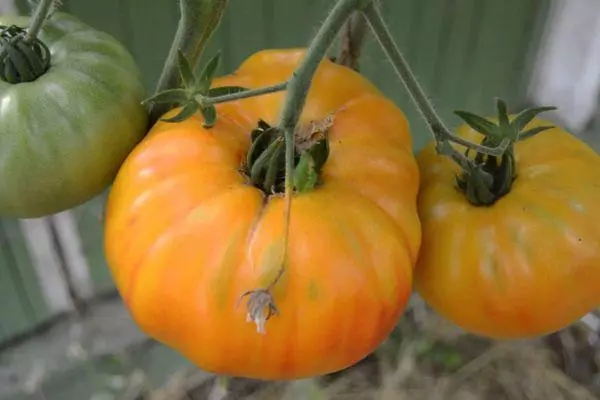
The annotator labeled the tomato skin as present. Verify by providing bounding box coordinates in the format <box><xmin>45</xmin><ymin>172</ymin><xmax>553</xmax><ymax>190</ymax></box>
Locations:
<box><xmin>104</xmin><ymin>49</ymin><xmax>420</xmax><ymax>379</ymax></box>
<box><xmin>415</xmin><ymin>118</ymin><xmax>600</xmax><ymax>339</ymax></box>
<box><xmin>0</xmin><ymin>13</ymin><xmax>147</xmax><ymax>218</ymax></box>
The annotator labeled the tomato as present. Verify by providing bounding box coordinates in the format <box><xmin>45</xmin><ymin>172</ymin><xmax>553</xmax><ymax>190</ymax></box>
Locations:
<box><xmin>103</xmin><ymin>49</ymin><xmax>421</xmax><ymax>379</ymax></box>
<box><xmin>0</xmin><ymin>12</ymin><xmax>147</xmax><ymax>218</ymax></box>
<box><xmin>415</xmin><ymin>117</ymin><xmax>600</xmax><ymax>339</ymax></box>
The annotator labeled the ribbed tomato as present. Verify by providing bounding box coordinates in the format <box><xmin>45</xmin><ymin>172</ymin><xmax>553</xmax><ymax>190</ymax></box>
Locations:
<box><xmin>0</xmin><ymin>12</ymin><xmax>147</xmax><ymax>217</ymax></box>
<box><xmin>415</xmin><ymin>116</ymin><xmax>600</xmax><ymax>339</ymax></box>
<box><xmin>103</xmin><ymin>49</ymin><xmax>421</xmax><ymax>379</ymax></box>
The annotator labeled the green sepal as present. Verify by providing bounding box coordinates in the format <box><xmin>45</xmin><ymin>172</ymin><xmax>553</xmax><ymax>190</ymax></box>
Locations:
<box><xmin>250</xmin><ymin>137</ymin><xmax>283</xmax><ymax>184</ymax></box>
<box><xmin>454</xmin><ymin>111</ymin><xmax>500</xmax><ymax>138</ymax></box>
<box><xmin>492</xmin><ymin>151</ymin><xmax>515</xmax><ymax>197</ymax></box>
<box><xmin>263</xmin><ymin>140</ymin><xmax>285</xmax><ymax>192</ymax></box>
<box><xmin>250</xmin><ymin>122</ymin><xmax>266</xmax><ymax>142</ymax></box>
<box><xmin>456</xmin><ymin>101</ymin><xmax>558</xmax><ymax>145</ymax></box>
<box><xmin>142</xmin><ymin>88</ymin><xmax>188</xmax><ymax>106</ymax></box>
<box><xmin>15</xmin><ymin>40</ymin><xmax>45</xmax><ymax>77</ymax></box>
<box><xmin>306</xmin><ymin>137</ymin><xmax>329</xmax><ymax>172</ymax></box>
<box><xmin>1</xmin><ymin>60</ymin><xmax>17</xmax><ymax>83</ymax></box>
<box><xmin>177</xmin><ymin>50</ymin><xmax>196</xmax><ymax>89</ymax></box>
<box><xmin>455</xmin><ymin>174</ymin><xmax>466</xmax><ymax>192</ymax></box>
<box><xmin>200</xmin><ymin>105</ymin><xmax>217</xmax><ymax>128</ymax></box>
<box><xmin>142</xmin><ymin>51</ymin><xmax>227</xmax><ymax>128</ymax></box>
<box><xmin>0</xmin><ymin>24</ymin><xmax>51</xmax><ymax>84</ymax></box>
<box><xmin>197</xmin><ymin>51</ymin><xmax>221</xmax><ymax>93</ymax></box>
<box><xmin>468</xmin><ymin>167</ymin><xmax>495</xmax><ymax>206</ymax></box>
<box><xmin>496</xmin><ymin>98</ymin><xmax>511</xmax><ymax>138</ymax></box>
<box><xmin>248</xmin><ymin>131</ymin><xmax>273</xmax><ymax>167</ymax></box>
<box><xmin>293</xmin><ymin>152</ymin><xmax>319</xmax><ymax>193</ymax></box>
<box><xmin>4</xmin><ymin>41</ymin><xmax>35</xmax><ymax>82</ymax></box>
<box><xmin>247</xmin><ymin>121</ymin><xmax>281</xmax><ymax>166</ymax></box>
<box><xmin>161</xmin><ymin>102</ymin><xmax>198</xmax><ymax>123</ymax></box>
<box><xmin>511</xmin><ymin>106</ymin><xmax>557</xmax><ymax>133</ymax></box>
<box><xmin>518</xmin><ymin>125</ymin><xmax>554</xmax><ymax>141</ymax></box>
<box><xmin>257</xmin><ymin>119</ymin><xmax>272</xmax><ymax>131</ymax></box>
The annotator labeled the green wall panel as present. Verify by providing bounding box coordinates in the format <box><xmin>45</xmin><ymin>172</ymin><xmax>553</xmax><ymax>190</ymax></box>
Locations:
<box><xmin>0</xmin><ymin>220</ymin><xmax>50</xmax><ymax>342</ymax></box>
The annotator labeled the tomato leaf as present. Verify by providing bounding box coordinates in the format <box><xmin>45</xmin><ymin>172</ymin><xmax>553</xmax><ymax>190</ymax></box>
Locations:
<box><xmin>200</xmin><ymin>105</ymin><xmax>217</xmax><ymax>128</ymax></box>
<box><xmin>161</xmin><ymin>102</ymin><xmax>198</xmax><ymax>123</ymax></box>
<box><xmin>197</xmin><ymin>52</ymin><xmax>222</xmax><ymax>93</ymax></box>
<box><xmin>208</xmin><ymin>86</ymin><xmax>248</xmax><ymax>98</ymax></box>
<box><xmin>177</xmin><ymin>50</ymin><xmax>196</xmax><ymax>89</ymax></box>
<box><xmin>454</xmin><ymin>111</ymin><xmax>500</xmax><ymax>138</ymax></box>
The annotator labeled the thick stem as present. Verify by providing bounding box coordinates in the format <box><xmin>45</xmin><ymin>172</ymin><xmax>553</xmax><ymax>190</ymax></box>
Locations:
<box><xmin>362</xmin><ymin>4</ymin><xmax>448</xmax><ymax>138</ymax></box>
<box><xmin>278</xmin><ymin>0</ymin><xmax>364</xmax><ymax>193</ymax></box>
<box><xmin>278</xmin><ymin>0</ymin><xmax>364</xmax><ymax>134</ymax></box>
<box><xmin>361</xmin><ymin>3</ymin><xmax>509</xmax><ymax>163</ymax></box>
<box><xmin>276</xmin><ymin>0</ymin><xmax>364</xmax><ymax>287</ymax></box>
<box><xmin>26</xmin><ymin>0</ymin><xmax>54</xmax><ymax>40</ymax></box>
<box><xmin>150</xmin><ymin>0</ymin><xmax>229</xmax><ymax>123</ymax></box>
<box><xmin>239</xmin><ymin>1</ymin><xmax>366</xmax><ymax>333</ymax></box>
<box><xmin>336</xmin><ymin>11</ymin><xmax>368</xmax><ymax>70</ymax></box>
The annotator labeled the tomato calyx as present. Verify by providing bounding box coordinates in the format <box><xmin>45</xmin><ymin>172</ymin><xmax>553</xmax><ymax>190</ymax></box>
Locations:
<box><xmin>144</xmin><ymin>51</ymin><xmax>247</xmax><ymax>129</ymax></box>
<box><xmin>454</xmin><ymin>99</ymin><xmax>556</xmax><ymax>206</ymax></box>
<box><xmin>0</xmin><ymin>24</ymin><xmax>51</xmax><ymax>84</ymax></box>
<box><xmin>236</xmin><ymin>288</ymin><xmax>279</xmax><ymax>334</ymax></box>
<box><xmin>244</xmin><ymin>118</ymin><xmax>331</xmax><ymax>195</ymax></box>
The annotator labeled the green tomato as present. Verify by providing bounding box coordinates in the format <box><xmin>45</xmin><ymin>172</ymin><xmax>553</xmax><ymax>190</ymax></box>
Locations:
<box><xmin>0</xmin><ymin>12</ymin><xmax>148</xmax><ymax>218</ymax></box>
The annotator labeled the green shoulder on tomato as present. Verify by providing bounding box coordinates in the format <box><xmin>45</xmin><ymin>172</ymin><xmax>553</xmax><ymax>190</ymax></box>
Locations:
<box><xmin>0</xmin><ymin>12</ymin><xmax>148</xmax><ymax>218</ymax></box>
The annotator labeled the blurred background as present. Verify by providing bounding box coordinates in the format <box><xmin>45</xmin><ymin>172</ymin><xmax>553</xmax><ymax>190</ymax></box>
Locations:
<box><xmin>1</xmin><ymin>0</ymin><xmax>599</xmax><ymax>399</ymax></box>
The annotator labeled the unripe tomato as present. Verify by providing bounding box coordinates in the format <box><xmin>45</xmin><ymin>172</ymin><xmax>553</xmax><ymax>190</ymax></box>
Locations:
<box><xmin>0</xmin><ymin>13</ymin><xmax>147</xmax><ymax>217</ymax></box>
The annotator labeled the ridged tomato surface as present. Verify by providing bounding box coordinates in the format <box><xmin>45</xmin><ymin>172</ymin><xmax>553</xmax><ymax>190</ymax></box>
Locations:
<box><xmin>416</xmin><ymin>118</ymin><xmax>600</xmax><ymax>339</ymax></box>
<box><xmin>104</xmin><ymin>49</ymin><xmax>420</xmax><ymax>379</ymax></box>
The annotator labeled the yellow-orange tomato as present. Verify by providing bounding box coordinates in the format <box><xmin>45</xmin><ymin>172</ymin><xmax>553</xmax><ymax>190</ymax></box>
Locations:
<box><xmin>415</xmin><ymin>118</ymin><xmax>600</xmax><ymax>339</ymax></box>
<box><xmin>104</xmin><ymin>49</ymin><xmax>421</xmax><ymax>379</ymax></box>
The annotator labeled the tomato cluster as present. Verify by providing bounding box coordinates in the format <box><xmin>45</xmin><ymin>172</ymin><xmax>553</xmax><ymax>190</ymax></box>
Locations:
<box><xmin>4</xmin><ymin>6</ymin><xmax>599</xmax><ymax>382</ymax></box>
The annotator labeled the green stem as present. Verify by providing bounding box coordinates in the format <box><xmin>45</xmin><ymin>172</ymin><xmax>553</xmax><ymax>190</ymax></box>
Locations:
<box><xmin>278</xmin><ymin>0</ymin><xmax>364</xmax><ymax>192</ymax></box>
<box><xmin>150</xmin><ymin>0</ymin><xmax>229</xmax><ymax>123</ymax></box>
<box><xmin>205</xmin><ymin>82</ymin><xmax>288</xmax><ymax>105</ymax></box>
<box><xmin>271</xmin><ymin>0</ymin><xmax>365</xmax><ymax>288</ymax></box>
<box><xmin>361</xmin><ymin>2</ymin><xmax>509</xmax><ymax>163</ymax></box>
<box><xmin>26</xmin><ymin>0</ymin><xmax>54</xmax><ymax>40</ymax></box>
